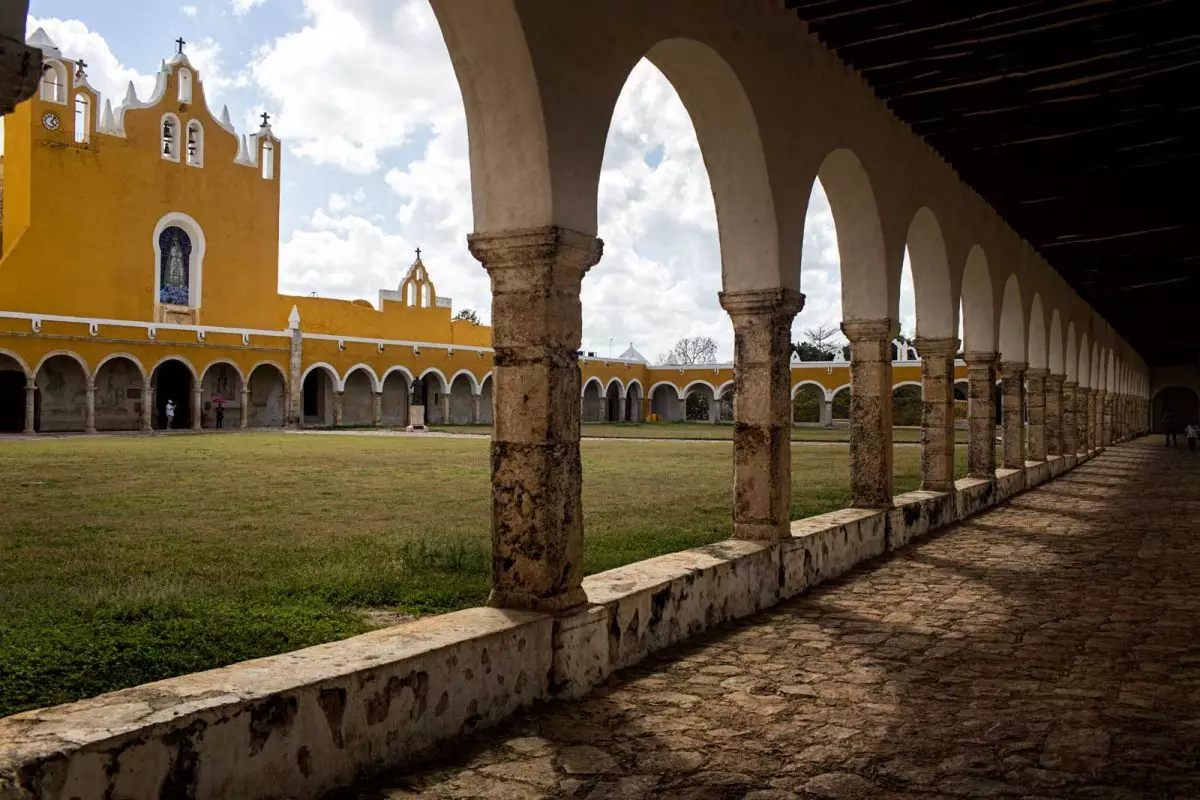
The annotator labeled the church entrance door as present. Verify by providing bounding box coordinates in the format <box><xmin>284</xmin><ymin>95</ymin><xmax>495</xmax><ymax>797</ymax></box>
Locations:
<box><xmin>0</xmin><ymin>371</ymin><xmax>26</xmax><ymax>432</ymax></box>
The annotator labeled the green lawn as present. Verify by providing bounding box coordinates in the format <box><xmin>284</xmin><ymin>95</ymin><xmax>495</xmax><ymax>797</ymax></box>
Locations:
<box><xmin>0</xmin><ymin>433</ymin><xmax>965</xmax><ymax>716</ymax></box>
<box><xmin>432</xmin><ymin>422</ymin><xmax>971</xmax><ymax>443</ymax></box>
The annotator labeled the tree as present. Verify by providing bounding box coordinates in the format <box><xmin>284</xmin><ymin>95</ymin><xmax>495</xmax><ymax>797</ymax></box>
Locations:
<box><xmin>657</xmin><ymin>336</ymin><xmax>718</xmax><ymax>366</ymax></box>
<box><xmin>791</xmin><ymin>322</ymin><xmax>842</xmax><ymax>362</ymax></box>
<box><xmin>454</xmin><ymin>309</ymin><xmax>480</xmax><ymax>324</ymax></box>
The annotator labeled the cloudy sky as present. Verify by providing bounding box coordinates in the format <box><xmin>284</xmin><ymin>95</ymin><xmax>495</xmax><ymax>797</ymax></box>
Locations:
<box><xmin>4</xmin><ymin>0</ymin><xmax>918</xmax><ymax>362</ymax></box>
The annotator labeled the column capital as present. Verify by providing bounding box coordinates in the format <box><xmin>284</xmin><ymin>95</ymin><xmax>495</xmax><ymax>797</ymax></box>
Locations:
<box><xmin>963</xmin><ymin>350</ymin><xmax>998</xmax><ymax>366</ymax></box>
<box><xmin>1026</xmin><ymin>367</ymin><xmax>1051</xmax><ymax>380</ymax></box>
<box><xmin>468</xmin><ymin>225</ymin><xmax>603</xmax><ymax>277</ymax></box>
<box><xmin>718</xmin><ymin>287</ymin><xmax>805</xmax><ymax>318</ymax></box>
<box><xmin>1046</xmin><ymin>373</ymin><xmax>1066</xmax><ymax>388</ymax></box>
<box><xmin>912</xmin><ymin>337</ymin><xmax>959</xmax><ymax>358</ymax></box>
<box><xmin>999</xmin><ymin>361</ymin><xmax>1028</xmax><ymax>377</ymax></box>
<box><xmin>1063</xmin><ymin>380</ymin><xmax>1079</xmax><ymax>390</ymax></box>
<box><xmin>841</xmin><ymin>318</ymin><xmax>896</xmax><ymax>342</ymax></box>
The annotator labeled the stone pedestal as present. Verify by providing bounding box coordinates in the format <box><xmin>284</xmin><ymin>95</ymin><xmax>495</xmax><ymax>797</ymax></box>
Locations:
<box><xmin>469</xmin><ymin>226</ymin><xmax>602</xmax><ymax>612</ymax></box>
<box><xmin>85</xmin><ymin>383</ymin><xmax>97</xmax><ymax>434</ymax></box>
<box><xmin>373</xmin><ymin>392</ymin><xmax>383</xmax><ymax>427</ymax></box>
<box><xmin>191</xmin><ymin>388</ymin><xmax>202</xmax><ymax>431</ymax></box>
<box><xmin>1046</xmin><ymin>374</ymin><xmax>1064</xmax><ymax>456</ymax></box>
<box><xmin>407</xmin><ymin>404</ymin><xmax>427</xmax><ymax>432</ymax></box>
<box><xmin>333</xmin><ymin>391</ymin><xmax>344</xmax><ymax>427</ymax></box>
<box><xmin>819</xmin><ymin>397</ymin><xmax>833</xmax><ymax>428</ymax></box>
<box><xmin>965</xmin><ymin>352</ymin><xmax>998</xmax><ymax>479</ymax></box>
<box><xmin>240</xmin><ymin>388</ymin><xmax>251</xmax><ymax>429</ymax></box>
<box><xmin>24</xmin><ymin>384</ymin><xmax>35</xmax><ymax>435</ymax></box>
<box><xmin>719</xmin><ymin>288</ymin><xmax>805</xmax><ymax>539</ymax></box>
<box><xmin>914</xmin><ymin>337</ymin><xmax>958</xmax><ymax>492</ymax></box>
<box><xmin>1000</xmin><ymin>362</ymin><xmax>1027</xmax><ymax>468</ymax></box>
<box><xmin>842</xmin><ymin>319</ymin><xmax>895</xmax><ymax>507</ymax></box>
<box><xmin>1026</xmin><ymin>368</ymin><xmax>1049</xmax><ymax>461</ymax></box>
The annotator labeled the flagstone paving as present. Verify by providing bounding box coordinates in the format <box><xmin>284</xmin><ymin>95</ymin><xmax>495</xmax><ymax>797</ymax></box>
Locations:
<box><xmin>342</xmin><ymin>440</ymin><xmax>1200</xmax><ymax>799</ymax></box>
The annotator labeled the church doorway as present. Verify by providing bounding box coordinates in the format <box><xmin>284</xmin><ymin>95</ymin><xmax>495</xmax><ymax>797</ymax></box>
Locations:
<box><xmin>0</xmin><ymin>369</ymin><xmax>28</xmax><ymax>432</ymax></box>
<box><xmin>152</xmin><ymin>359</ymin><xmax>194</xmax><ymax>429</ymax></box>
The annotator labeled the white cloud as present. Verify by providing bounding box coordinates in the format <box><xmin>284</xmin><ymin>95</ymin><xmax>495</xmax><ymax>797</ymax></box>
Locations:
<box><xmin>186</xmin><ymin>37</ymin><xmax>249</xmax><ymax>105</ymax></box>
<box><xmin>181</xmin><ymin>5</ymin><xmax>198</xmax><ymax>18</ymax></box>
<box><xmin>232</xmin><ymin>0</ymin><xmax>266</xmax><ymax>16</ymax></box>
<box><xmin>26</xmin><ymin>16</ymin><xmax>157</xmax><ymax>110</ymax></box>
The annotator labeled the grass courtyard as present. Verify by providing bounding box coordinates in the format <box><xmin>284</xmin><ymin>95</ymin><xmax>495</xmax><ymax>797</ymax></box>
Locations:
<box><xmin>0</xmin><ymin>432</ymin><xmax>966</xmax><ymax>717</ymax></box>
<box><xmin>432</xmin><ymin>421</ymin><xmax>971</xmax><ymax>443</ymax></box>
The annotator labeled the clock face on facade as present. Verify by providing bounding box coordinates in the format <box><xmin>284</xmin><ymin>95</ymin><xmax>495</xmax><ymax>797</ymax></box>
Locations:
<box><xmin>41</xmin><ymin>112</ymin><xmax>61</xmax><ymax>132</ymax></box>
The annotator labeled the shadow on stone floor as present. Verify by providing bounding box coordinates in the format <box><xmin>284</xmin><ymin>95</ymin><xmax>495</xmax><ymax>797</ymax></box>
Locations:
<box><xmin>336</xmin><ymin>442</ymin><xmax>1200</xmax><ymax>800</ymax></box>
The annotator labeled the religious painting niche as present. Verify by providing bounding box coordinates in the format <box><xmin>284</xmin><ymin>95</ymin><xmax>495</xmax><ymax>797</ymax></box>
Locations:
<box><xmin>159</xmin><ymin>226</ymin><xmax>192</xmax><ymax>306</ymax></box>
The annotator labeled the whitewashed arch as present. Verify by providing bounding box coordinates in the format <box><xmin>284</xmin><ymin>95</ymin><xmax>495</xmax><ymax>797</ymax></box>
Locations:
<box><xmin>449</xmin><ymin>368</ymin><xmax>481</xmax><ymax>395</ymax></box>
<box><xmin>1078</xmin><ymin>333</ymin><xmax>1091</xmax><ymax>388</ymax></box>
<box><xmin>186</xmin><ymin>120</ymin><xmax>204</xmax><ymax>167</ymax></box>
<box><xmin>35</xmin><ymin>350</ymin><xmax>91</xmax><ymax>380</ymax></box>
<box><xmin>998</xmin><ymin>274</ymin><xmax>1025</xmax><ymax>363</ymax></box>
<box><xmin>419</xmin><ymin>367</ymin><xmax>449</xmax><ymax>392</ymax></box>
<box><xmin>682</xmin><ymin>380</ymin><xmax>718</xmax><ymax>397</ymax></box>
<box><xmin>1066</xmin><ymin>323</ymin><xmax>1079</xmax><ymax>383</ymax></box>
<box><xmin>302</xmin><ymin>362</ymin><xmax>342</xmax><ymax>391</ymax></box>
<box><xmin>0</xmin><ymin>348</ymin><xmax>34</xmax><ymax>380</ymax></box>
<box><xmin>1048</xmin><ymin>309</ymin><xmax>1064</xmax><ymax>375</ymax></box>
<box><xmin>343</xmin><ymin>364</ymin><xmax>382</xmax><ymax>393</ymax></box>
<box><xmin>891</xmin><ymin>380</ymin><xmax>923</xmax><ymax>392</ymax></box>
<box><xmin>829</xmin><ymin>383</ymin><xmax>852</xmax><ymax>399</ymax></box>
<box><xmin>716</xmin><ymin>380</ymin><xmax>736</xmax><ymax>398</ymax></box>
<box><xmin>479</xmin><ymin>371</ymin><xmax>494</xmax><ymax>387</ymax></box>
<box><xmin>1106</xmin><ymin>351</ymin><xmax>1116</xmax><ymax>392</ymax></box>
<box><xmin>604</xmin><ymin>377</ymin><xmax>626</xmax><ymax>395</ymax></box>
<box><xmin>161</xmin><ymin>112</ymin><xmax>182</xmax><ymax>162</ymax></box>
<box><xmin>1027</xmin><ymin>294</ymin><xmax>1047</xmax><ymax>370</ymax></box>
<box><xmin>41</xmin><ymin>58</ymin><xmax>68</xmax><ymax>104</ymax></box>
<box><xmin>201</xmin><ymin>359</ymin><xmax>246</xmax><ymax>384</ymax></box>
<box><xmin>648</xmin><ymin>381</ymin><xmax>684</xmax><ymax>402</ymax></box>
<box><xmin>960</xmin><ymin>246</ymin><xmax>995</xmax><ymax>353</ymax></box>
<box><xmin>381</xmin><ymin>366</ymin><xmax>415</xmax><ymax>387</ymax></box>
<box><xmin>625</xmin><ymin>378</ymin><xmax>643</xmax><ymax>396</ymax></box>
<box><xmin>95</xmin><ymin>353</ymin><xmax>148</xmax><ymax>382</ymax></box>
<box><xmin>791</xmin><ymin>380</ymin><xmax>828</xmax><ymax>401</ymax></box>
<box><xmin>818</xmin><ymin>148</ymin><xmax>890</xmax><ymax>321</ymax></box>
<box><xmin>247</xmin><ymin>360</ymin><xmax>288</xmax><ymax>381</ymax></box>
<box><xmin>153</xmin><ymin>212</ymin><xmax>206</xmax><ymax>311</ymax></box>
<box><xmin>906</xmin><ymin>207</ymin><xmax>957</xmax><ymax>339</ymax></box>
<box><xmin>581</xmin><ymin>376</ymin><xmax>604</xmax><ymax>398</ymax></box>
<box><xmin>1091</xmin><ymin>342</ymin><xmax>1101</xmax><ymax>390</ymax></box>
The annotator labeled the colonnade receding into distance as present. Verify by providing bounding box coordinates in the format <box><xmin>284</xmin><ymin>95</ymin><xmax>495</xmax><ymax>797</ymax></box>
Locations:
<box><xmin>431</xmin><ymin>0</ymin><xmax>1151</xmax><ymax>614</ymax></box>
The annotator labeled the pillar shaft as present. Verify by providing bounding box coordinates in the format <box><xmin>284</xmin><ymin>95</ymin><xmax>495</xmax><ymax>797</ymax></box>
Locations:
<box><xmin>1045</xmin><ymin>375</ymin><xmax>1064</xmax><ymax>456</ymax></box>
<box><xmin>819</xmin><ymin>396</ymin><xmax>833</xmax><ymax>428</ymax></box>
<box><xmin>142</xmin><ymin>387</ymin><xmax>154</xmax><ymax>432</ymax></box>
<box><xmin>288</xmin><ymin>328</ymin><xmax>303</xmax><ymax>429</ymax></box>
<box><xmin>1000</xmin><ymin>362</ymin><xmax>1027</xmax><ymax>468</ymax></box>
<box><xmin>191</xmin><ymin>388</ymin><xmax>202</xmax><ymax>431</ymax></box>
<box><xmin>23</xmin><ymin>384</ymin><xmax>35</xmax><ymax>434</ymax></box>
<box><xmin>471</xmin><ymin>393</ymin><xmax>482</xmax><ymax>425</ymax></box>
<box><xmin>1026</xmin><ymin>368</ymin><xmax>1049</xmax><ymax>461</ymax></box>
<box><xmin>1077</xmin><ymin>388</ymin><xmax>1091</xmax><ymax>453</ymax></box>
<box><xmin>965</xmin><ymin>352</ymin><xmax>998</xmax><ymax>478</ymax></box>
<box><xmin>373</xmin><ymin>392</ymin><xmax>383</xmax><ymax>427</ymax></box>
<box><xmin>85</xmin><ymin>383</ymin><xmax>97</xmax><ymax>434</ymax></box>
<box><xmin>843</xmin><ymin>319</ymin><xmax>895</xmax><ymax>507</ymax></box>
<box><xmin>1087</xmin><ymin>389</ymin><xmax>1098</xmax><ymax>451</ymax></box>
<box><xmin>240</xmin><ymin>388</ymin><xmax>251</xmax><ymax>429</ymax></box>
<box><xmin>441</xmin><ymin>393</ymin><xmax>451</xmax><ymax>426</ymax></box>
<box><xmin>333</xmin><ymin>391</ymin><xmax>344</xmax><ymax>427</ymax></box>
<box><xmin>914</xmin><ymin>337</ymin><xmax>958</xmax><ymax>492</ymax></box>
<box><xmin>468</xmin><ymin>226</ymin><xmax>602</xmax><ymax>612</ymax></box>
<box><xmin>720</xmin><ymin>288</ymin><xmax>805</xmax><ymax>539</ymax></box>
<box><xmin>1100</xmin><ymin>390</ymin><xmax>1111</xmax><ymax>447</ymax></box>
<box><xmin>1062</xmin><ymin>382</ymin><xmax>1078</xmax><ymax>455</ymax></box>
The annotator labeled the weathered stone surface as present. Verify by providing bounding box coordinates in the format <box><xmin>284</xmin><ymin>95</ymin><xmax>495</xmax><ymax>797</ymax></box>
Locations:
<box><xmin>1000</xmin><ymin>361</ymin><xmax>1027</xmax><ymax>469</ymax></box>
<box><xmin>1026</xmin><ymin>368</ymin><xmax>1049</xmax><ymax>461</ymax></box>
<box><xmin>1046</xmin><ymin>374</ymin><xmax>1065</xmax><ymax>455</ymax></box>
<box><xmin>1062</xmin><ymin>381</ymin><xmax>1078</xmax><ymax>455</ymax></box>
<box><xmin>842</xmin><ymin>319</ymin><xmax>895</xmax><ymax>507</ymax></box>
<box><xmin>915</xmin><ymin>337</ymin><xmax>958</xmax><ymax>492</ymax></box>
<box><xmin>965</xmin><ymin>352</ymin><xmax>998</xmax><ymax>479</ymax></box>
<box><xmin>720</xmin><ymin>289</ymin><xmax>805</xmax><ymax>541</ymax></box>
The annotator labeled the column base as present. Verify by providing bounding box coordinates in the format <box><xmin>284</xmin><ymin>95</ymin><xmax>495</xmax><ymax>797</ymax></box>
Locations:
<box><xmin>486</xmin><ymin>586</ymin><xmax>589</xmax><ymax>614</ymax></box>
<box><xmin>732</xmin><ymin>520</ymin><xmax>790</xmax><ymax>541</ymax></box>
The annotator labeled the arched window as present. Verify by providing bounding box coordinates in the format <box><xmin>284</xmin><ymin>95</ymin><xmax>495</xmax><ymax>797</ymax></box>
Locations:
<box><xmin>186</xmin><ymin>121</ymin><xmax>204</xmax><ymax>166</ymax></box>
<box><xmin>161</xmin><ymin>114</ymin><xmax>180</xmax><ymax>162</ymax></box>
<box><xmin>73</xmin><ymin>93</ymin><xmax>90</xmax><ymax>144</ymax></box>
<box><xmin>261</xmin><ymin>140</ymin><xmax>275</xmax><ymax>180</ymax></box>
<box><xmin>40</xmin><ymin>60</ymin><xmax>67</xmax><ymax>104</ymax></box>
<box><xmin>178</xmin><ymin>68</ymin><xmax>193</xmax><ymax>104</ymax></box>
<box><xmin>159</xmin><ymin>227</ymin><xmax>193</xmax><ymax>306</ymax></box>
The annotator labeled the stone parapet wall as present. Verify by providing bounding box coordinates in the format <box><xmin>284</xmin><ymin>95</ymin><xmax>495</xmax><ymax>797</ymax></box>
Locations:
<box><xmin>0</xmin><ymin>443</ymin><xmax>1131</xmax><ymax>800</ymax></box>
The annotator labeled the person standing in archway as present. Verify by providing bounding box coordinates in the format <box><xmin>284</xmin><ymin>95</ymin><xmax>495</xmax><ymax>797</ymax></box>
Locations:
<box><xmin>1161</xmin><ymin>407</ymin><xmax>1178</xmax><ymax>447</ymax></box>
<box><xmin>165</xmin><ymin>399</ymin><xmax>176</xmax><ymax>430</ymax></box>
<box><xmin>1187</xmin><ymin>420</ymin><xmax>1199</xmax><ymax>453</ymax></box>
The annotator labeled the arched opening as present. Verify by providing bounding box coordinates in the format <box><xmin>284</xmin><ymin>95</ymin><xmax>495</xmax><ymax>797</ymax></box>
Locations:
<box><xmin>161</xmin><ymin>114</ymin><xmax>180</xmax><ymax>161</ymax></box>
<box><xmin>421</xmin><ymin>373</ymin><xmax>448</xmax><ymax>425</ymax></box>
<box><xmin>792</xmin><ymin>384</ymin><xmax>823</xmax><ymax>425</ymax></box>
<box><xmin>35</xmin><ymin>355</ymin><xmax>89</xmax><ymax>432</ymax></box>
<box><xmin>604</xmin><ymin>381</ymin><xmax>623</xmax><ymax>422</ymax></box>
<box><xmin>892</xmin><ymin>384</ymin><xmax>923</xmax><ymax>427</ymax></box>
<box><xmin>684</xmin><ymin>383</ymin><xmax>716</xmax><ymax>423</ymax></box>
<box><xmin>93</xmin><ymin>357</ymin><xmax>144</xmax><ymax>431</ymax></box>
<box><xmin>199</xmin><ymin>362</ymin><xmax>242</xmax><ymax>429</ymax></box>
<box><xmin>582</xmin><ymin>380</ymin><xmax>603</xmax><ymax>423</ymax></box>
<box><xmin>650</xmin><ymin>384</ymin><xmax>681</xmax><ymax>421</ymax></box>
<box><xmin>178</xmin><ymin>68</ymin><xmax>193</xmax><ymax>104</ymax></box>
<box><xmin>831</xmin><ymin>387</ymin><xmax>851</xmax><ymax>423</ymax></box>
<box><xmin>158</xmin><ymin>226</ymin><xmax>193</xmax><ymax>306</ymax></box>
<box><xmin>246</xmin><ymin>364</ymin><xmax>287</xmax><ymax>428</ymax></box>
<box><xmin>186</xmin><ymin>121</ymin><xmax>204</xmax><ymax>167</ymax></box>
<box><xmin>151</xmin><ymin>359</ymin><xmax>194</xmax><ymax>430</ymax></box>
<box><xmin>718</xmin><ymin>384</ymin><xmax>735</xmax><ymax>423</ymax></box>
<box><xmin>625</xmin><ymin>382</ymin><xmax>643</xmax><ymax>423</ymax></box>
<box><xmin>478</xmin><ymin>375</ymin><xmax>494</xmax><ymax>426</ymax></box>
<box><xmin>1152</xmin><ymin>387</ymin><xmax>1199</xmax><ymax>433</ymax></box>
<box><xmin>302</xmin><ymin>367</ymin><xmax>336</xmax><ymax>427</ymax></box>
<box><xmin>953</xmin><ymin>381</ymin><xmax>969</xmax><ymax>401</ymax></box>
<box><xmin>41</xmin><ymin>59</ymin><xmax>68</xmax><ymax>104</ymax></box>
<box><xmin>380</xmin><ymin>371</ymin><xmax>411</xmax><ymax>427</ymax></box>
<box><xmin>342</xmin><ymin>369</ymin><xmax>376</xmax><ymax>426</ymax></box>
<box><xmin>0</xmin><ymin>353</ymin><xmax>29</xmax><ymax>433</ymax></box>
<box><xmin>261</xmin><ymin>140</ymin><xmax>275</xmax><ymax>180</ymax></box>
<box><xmin>818</xmin><ymin>149</ymin><xmax>891</xmax><ymax>323</ymax></box>
<box><xmin>448</xmin><ymin>374</ymin><xmax>475</xmax><ymax>425</ymax></box>
<box><xmin>73</xmin><ymin>93</ymin><xmax>90</xmax><ymax>144</ymax></box>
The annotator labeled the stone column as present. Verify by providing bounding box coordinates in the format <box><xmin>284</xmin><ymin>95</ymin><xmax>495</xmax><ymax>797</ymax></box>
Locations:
<box><xmin>333</xmin><ymin>391</ymin><xmax>344</xmax><ymax>427</ymax></box>
<box><xmin>1087</xmin><ymin>388</ymin><xmax>1098</xmax><ymax>451</ymax></box>
<box><xmin>709</xmin><ymin>394</ymin><xmax>721</xmax><ymax>425</ymax></box>
<box><xmin>819</xmin><ymin>396</ymin><xmax>833</xmax><ymax>428</ymax></box>
<box><xmin>287</xmin><ymin>315</ymin><xmax>303</xmax><ymax>429</ymax></box>
<box><xmin>85</xmin><ymin>381</ymin><xmax>97</xmax><ymax>434</ymax></box>
<box><xmin>1026</xmin><ymin>368</ymin><xmax>1049</xmax><ymax>461</ymax></box>
<box><xmin>191</xmin><ymin>387</ymin><xmax>202</xmax><ymax>430</ymax></box>
<box><xmin>1100</xmin><ymin>390</ymin><xmax>1112</xmax><ymax>447</ymax></box>
<box><xmin>1078</xmin><ymin>388</ymin><xmax>1091</xmax><ymax>453</ymax></box>
<box><xmin>842</xmin><ymin>319</ymin><xmax>895</xmax><ymax>507</ymax></box>
<box><xmin>914</xmin><ymin>336</ymin><xmax>958</xmax><ymax>492</ymax></box>
<box><xmin>1000</xmin><ymin>362</ymin><xmax>1027</xmax><ymax>468</ymax></box>
<box><xmin>1045</xmin><ymin>374</ymin><xmax>1065</xmax><ymax>455</ymax></box>
<box><xmin>965</xmin><ymin>352</ymin><xmax>998</xmax><ymax>479</ymax></box>
<box><xmin>440</xmin><ymin>393</ymin><xmax>451</xmax><ymax>426</ymax></box>
<box><xmin>468</xmin><ymin>226</ymin><xmax>602</xmax><ymax>612</ymax></box>
<box><xmin>471</xmin><ymin>393</ymin><xmax>481</xmax><ymax>425</ymax></box>
<box><xmin>142</xmin><ymin>387</ymin><xmax>154</xmax><ymax>432</ymax></box>
<box><xmin>23</xmin><ymin>383</ymin><xmax>35</xmax><ymax>435</ymax></box>
<box><xmin>240</xmin><ymin>387</ymin><xmax>250</xmax><ymax>429</ymax></box>
<box><xmin>719</xmin><ymin>288</ymin><xmax>805</xmax><ymax>539</ymax></box>
<box><xmin>1062</xmin><ymin>381</ymin><xmax>1078</xmax><ymax>455</ymax></box>
<box><xmin>373</xmin><ymin>392</ymin><xmax>384</xmax><ymax>427</ymax></box>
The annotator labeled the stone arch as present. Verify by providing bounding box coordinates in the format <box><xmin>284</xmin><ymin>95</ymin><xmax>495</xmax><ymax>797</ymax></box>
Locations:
<box><xmin>960</xmin><ymin>246</ymin><xmax>996</xmax><ymax>354</ymax></box>
<box><xmin>1066</xmin><ymin>323</ymin><xmax>1079</xmax><ymax>383</ymax></box>
<box><xmin>1049</xmin><ymin>310</ymin><xmax>1064</xmax><ymax>375</ymax></box>
<box><xmin>818</xmin><ymin>148</ymin><xmax>891</xmax><ymax>321</ymax></box>
<box><xmin>791</xmin><ymin>381</ymin><xmax>825</xmax><ymax>425</ymax></box>
<box><xmin>35</xmin><ymin>350</ymin><xmax>90</xmax><ymax>380</ymax></box>
<box><xmin>625</xmin><ymin>379</ymin><xmax>643</xmax><ymax>423</ymax></box>
<box><xmin>150</xmin><ymin>356</ymin><xmax>198</xmax><ymax>430</ymax></box>
<box><xmin>420</xmin><ymin>368</ymin><xmax>449</xmax><ymax>425</ymax></box>
<box><xmin>161</xmin><ymin>112</ymin><xmax>182</xmax><ymax>162</ymax></box>
<box><xmin>246</xmin><ymin>362</ymin><xmax>287</xmax><ymax>428</ymax></box>
<box><xmin>342</xmin><ymin>364</ymin><xmax>381</xmax><ymax>393</ymax></box>
<box><xmin>154</xmin><ymin>212</ymin><xmax>206</xmax><ymax>311</ymax></box>
<box><xmin>448</xmin><ymin>369</ymin><xmax>480</xmax><ymax>396</ymax></box>
<box><xmin>906</xmin><ymin>207</ymin><xmax>957</xmax><ymax>339</ymax></box>
<box><xmin>0</xmin><ymin>350</ymin><xmax>32</xmax><ymax>433</ymax></box>
<box><xmin>199</xmin><ymin>359</ymin><xmax>245</xmax><ymax>429</ymax></box>
<box><xmin>448</xmin><ymin>372</ymin><xmax>476</xmax><ymax>425</ymax></box>
<box><xmin>953</xmin><ymin>380</ymin><xmax>969</xmax><ymax>401</ymax></box>
<box><xmin>604</xmin><ymin>379</ymin><xmax>624</xmax><ymax>422</ymax></box>
<box><xmin>582</xmin><ymin>377</ymin><xmax>604</xmax><ymax>423</ymax></box>
<box><xmin>41</xmin><ymin>58</ymin><xmax>68</xmax><ymax>104</ymax></box>
<box><xmin>94</xmin><ymin>355</ymin><xmax>146</xmax><ymax>432</ymax></box>
<box><xmin>380</xmin><ymin>367</ymin><xmax>412</xmax><ymax>427</ymax></box>
<box><xmin>830</xmin><ymin>384</ymin><xmax>852</xmax><ymax>422</ymax></box>
<box><xmin>891</xmin><ymin>381</ymin><xmax>923</xmax><ymax>427</ymax></box>
<box><xmin>1078</xmin><ymin>333</ymin><xmax>1091</xmax><ymax>389</ymax></box>
<box><xmin>301</xmin><ymin>363</ymin><xmax>339</xmax><ymax>427</ymax></box>
<box><xmin>342</xmin><ymin>367</ymin><xmax>378</xmax><ymax>425</ymax></box>
<box><xmin>186</xmin><ymin>120</ymin><xmax>204</xmax><ymax>167</ymax></box>
<box><xmin>1028</xmin><ymin>294</ymin><xmax>1047</xmax><ymax>370</ymax></box>
<box><xmin>998</xmin><ymin>274</ymin><xmax>1025</xmax><ymax>364</ymax></box>
<box><xmin>650</xmin><ymin>382</ymin><xmax>682</xmax><ymax>421</ymax></box>
<box><xmin>478</xmin><ymin>374</ymin><xmax>494</xmax><ymax>426</ymax></box>
<box><xmin>683</xmin><ymin>380</ymin><xmax>717</xmax><ymax>423</ymax></box>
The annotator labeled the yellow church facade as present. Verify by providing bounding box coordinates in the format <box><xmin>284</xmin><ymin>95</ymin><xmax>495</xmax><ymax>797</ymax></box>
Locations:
<box><xmin>0</xmin><ymin>33</ymin><xmax>964</xmax><ymax>435</ymax></box>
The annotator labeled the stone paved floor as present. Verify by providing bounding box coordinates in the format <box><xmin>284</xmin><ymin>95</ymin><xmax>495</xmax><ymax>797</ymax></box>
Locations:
<box><xmin>342</xmin><ymin>441</ymin><xmax>1200</xmax><ymax>799</ymax></box>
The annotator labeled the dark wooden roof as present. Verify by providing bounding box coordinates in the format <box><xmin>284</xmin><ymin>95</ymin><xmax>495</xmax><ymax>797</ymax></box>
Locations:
<box><xmin>786</xmin><ymin>0</ymin><xmax>1200</xmax><ymax>365</ymax></box>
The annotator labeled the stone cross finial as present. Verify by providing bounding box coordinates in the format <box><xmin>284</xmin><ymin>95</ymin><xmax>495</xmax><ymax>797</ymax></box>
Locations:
<box><xmin>415</xmin><ymin>247</ymin><xmax>422</xmax><ymax>260</ymax></box>
<box><xmin>261</xmin><ymin>111</ymin><xmax>271</xmax><ymax>127</ymax></box>
<box><xmin>176</xmin><ymin>37</ymin><xmax>186</xmax><ymax>54</ymax></box>
<box><xmin>74</xmin><ymin>60</ymin><xmax>88</xmax><ymax>79</ymax></box>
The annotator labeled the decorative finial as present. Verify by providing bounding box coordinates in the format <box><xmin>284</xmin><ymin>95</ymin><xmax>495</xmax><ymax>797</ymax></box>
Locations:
<box><xmin>260</xmin><ymin>111</ymin><xmax>271</xmax><ymax>127</ymax></box>
<box><xmin>220</xmin><ymin>105</ymin><xmax>232</xmax><ymax>127</ymax></box>
<box><xmin>124</xmin><ymin>80</ymin><xmax>138</xmax><ymax>105</ymax></box>
<box><xmin>176</xmin><ymin>37</ymin><xmax>186</xmax><ymax>54</ymax></box>
<box><xmin>415</xmin><ymin>247</ymin><xmax>422</xmax><ymax>261</ymax></box>
<box><xmin>288</xmin><ymin>305</ymin><xmax>300</xmax><ymax>330</ymax></box>
<box><xmin>74</xmin><ymin>60</ymin><xmax>87</xmax><ymax>79</ymax></box>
